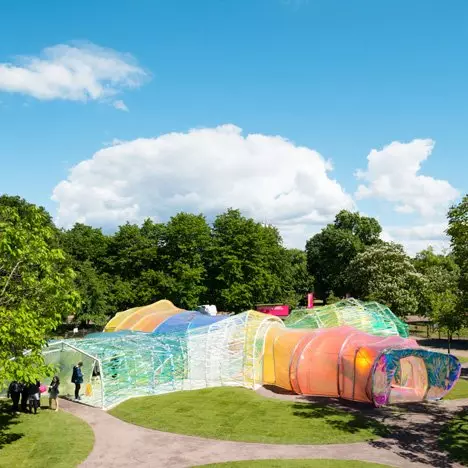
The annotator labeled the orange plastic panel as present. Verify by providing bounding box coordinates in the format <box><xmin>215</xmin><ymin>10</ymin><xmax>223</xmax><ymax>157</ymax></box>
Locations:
<box><xmin>296</xmin><ymin>326</ymin><xmax>352</xmax><ymax>396</ymax></box>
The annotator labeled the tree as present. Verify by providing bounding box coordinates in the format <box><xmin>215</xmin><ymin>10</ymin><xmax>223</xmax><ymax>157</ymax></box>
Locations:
<box><xmin>208</xmin><ymin>209</ymin><xmax>289</xmax><ymax>312</ymax></box>
<box><xmin>0</xmin><ymin>197</ymin><xmax>79</xmax><ymax>385</ymax></box>
<box><xmin>306</xmin><ymin>210</ymin><xmax>382</xmax><ymax>300</ymax></box>
<box><xmin>347</xmin><ymin>242</ymin><xmax>427</xmax><ymax>317</ymax></box>
<box><xmin>282</xmin><ymin>249</ymin><xmax>314</xmax><ymax>307</ymax></box>
<box><xmin>413</xmin><ymin>247</ymin><xmax>462</xmax><ymax>349</ymax></box>
<box><xmin>60</xmin><ymin>223</ymin><xmax>109</xmax><ymax>267</ymax></box>
<box><xmin>72</xmin><ymin>261</ymin><xmax>114</xmax><ymax>326</ymax></box>
<box><xmin>447</xmin><ymin>195</ymin><xmax>468</xmax><ymax>320</ymax></box>
<box><xmin>159</xmin><ymin>213</ymin><xmax>211</xmax><ymax>309</ymax></box>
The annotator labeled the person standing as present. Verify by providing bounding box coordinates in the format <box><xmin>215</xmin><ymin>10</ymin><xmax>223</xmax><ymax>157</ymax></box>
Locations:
<box><xmin>48</xmin><ymin>376</ymin><xmax>60</xmax><ymax>411</ymax></box>
<box><xmin>71</xmin><ymin>362</ymin><xmax>84</xmax><ymax>400</ymax></box>
<box><xmin>20</xmin><ymin>382</ymin><xmax>29</xmax><ymax>412</ymax></box>
<box><xmin>28</xmin><ymin>380</ymin><xmax>41</xmax><ymax>414</ymax></box>
<box><xmin>7</xmin><ymin>380</ymin><xmax>22</xmax><ymax>413</ymax></box>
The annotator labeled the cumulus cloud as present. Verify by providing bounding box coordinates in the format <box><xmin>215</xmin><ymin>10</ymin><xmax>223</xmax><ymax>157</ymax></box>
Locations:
<box><xmin>0</xmin><ymin>41</ymin><xmax>148</xmax><ymax>106</ymax></box>
<box><xmin>381</xmin><ymin>222</ymin><xmax>450</xmax><ymax>256</ymax></box>
<box><xmin>355</xmin><ymin>139</ymin><xmax>459</xmax><ymax>217</ymax></box>
<box><xmin>52</xmin><ymin>124</ymin><xmax>354</xmax><ymax>243</ymax></box>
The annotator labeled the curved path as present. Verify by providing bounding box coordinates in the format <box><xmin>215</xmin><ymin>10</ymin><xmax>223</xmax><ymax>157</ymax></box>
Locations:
<box><xmin>61</xmin><ymin>396</ymin><xmax>466</xmax><ymax>468</ymax></box>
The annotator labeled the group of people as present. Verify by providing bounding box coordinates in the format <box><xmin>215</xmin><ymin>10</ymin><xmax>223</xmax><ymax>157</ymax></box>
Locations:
<box><xmin>6</xmin><ymin>361</ymin><xmax>85</xmax><ymax>413</ymax></box>
<box><xmin>7</xmin><ymin>376</ymin><xmax>60</xmax><ymax>414</ymax></box>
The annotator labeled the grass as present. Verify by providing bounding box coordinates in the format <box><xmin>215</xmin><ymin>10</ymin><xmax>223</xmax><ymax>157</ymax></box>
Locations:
<box><xmin>109</xmin><ymin>387</ymin><xmax>388</xmax><ymax>444</ymax></box>
<box><xmin>439</xmin><ymin>410</ymin><xmax>468</xmax><ymax>465</ymax></box>
<box><xmin>444</xmin><ymin>378</ymin><xmax>468</xmax><ymax>400</ymax></box>
<box><xmin>457</xmin><ymin>355</ymin><xmax>468</xmax><ymax>364</ymax></box>
<box><xmin>198</xmin><ymin>461</ymin><xmax>392</xmax><ymax>468</ymax></box>
<box><xmin>0</xmin><ymin>399</ymin><xmax>94</xmax><ymax>468</ymax></box>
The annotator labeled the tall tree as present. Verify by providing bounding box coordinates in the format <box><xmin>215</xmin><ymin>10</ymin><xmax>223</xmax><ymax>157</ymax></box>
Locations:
<box><xmin>160</xmin><ymin>212</ymin><xmax>211</xmax><ymax>309</ymax></box>
<box><xmin>305</xmin><ymin>210</ymin><xmax>382</xmax><ymax>300</ymax></box>
<box><xmin>0</xmin><ymin>196</ymin><xmax>79</xmax><ymax>385</ymax></box>
<box><xmin>447</xmin><ymin>195</ymin><xmax>468</xmax><ymax>318</ymax></box>
<box><xmin>282</xmin><ymin>248</ymin><xmax>314</xmax><ymax>307</ymax></box>
<box><xmin>208</xmin><ymin>209</ymin><xmax>288</xmax><ymax>312</ymax></box>
<box><xmin>347</xmin><ymin>242</ymin><xmax>427</xmax><ymax>317</ymax></box>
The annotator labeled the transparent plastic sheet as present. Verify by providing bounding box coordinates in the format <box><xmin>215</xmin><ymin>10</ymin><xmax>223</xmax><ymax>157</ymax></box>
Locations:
<box><xmin>42</xmin><ymin>310</ymin><xmax>460</xmax><ymax>409</ymax></box>
<box><xmin>286</xmin><ymin>299</ymin><xmax>409</xmax><ymax>337</ymax></box>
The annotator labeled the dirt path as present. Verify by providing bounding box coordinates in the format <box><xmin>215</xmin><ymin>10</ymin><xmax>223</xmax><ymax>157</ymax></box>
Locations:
<box><xmin>61</xmin><ymin>396</ymin><xmax>466</xmax><ymax>468</ymax></box>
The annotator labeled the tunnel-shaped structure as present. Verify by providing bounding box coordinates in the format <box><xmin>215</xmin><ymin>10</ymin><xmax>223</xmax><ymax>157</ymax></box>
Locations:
<box><xmin>42</xmin><ymin>304</ymin><xmax>460</xmax><ymax>409</ymax></box>
<box><xmin>285</xmin><ymin>298</ymin><xmax>409</xmax><ymax>337</ymax></box>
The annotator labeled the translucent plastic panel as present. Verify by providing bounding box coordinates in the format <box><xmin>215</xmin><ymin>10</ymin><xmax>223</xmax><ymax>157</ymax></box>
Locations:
<box><xmin>286</xmin><ymin>299</ymin><xmax>409</xmax><ymax>338</ymax></box>
<box><xmin>133</xmin><ymin>309</ymin><xmax>181</xmax><ymax>332</ymax></box>
<box><xmin>293</xmin><ymin>327</ymin><xmax>351</xmax><ymax>396</ymax></box>
<box><xmin>104</xmin><ymin>307</ymin><xmax>141</xmax><ymax>332</ymax></box>
<box><xmin>113</xmin><ymin>300</ymin><xmax>183</xmax><ymax>331</ymax></box>
<box><xmin>42</xmin><ymin>342</ymin><xmax>102</xmax><ymax>407</ymax></box>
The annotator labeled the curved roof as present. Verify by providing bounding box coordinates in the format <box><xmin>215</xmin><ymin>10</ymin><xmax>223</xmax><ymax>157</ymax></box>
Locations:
<box><xmin>285</xmin><ymin>298</ymin><xmax>409</xmax><ymax>337</ymax></box>
<box><xmin>104</xmin><ymin>300</ymin><xmax>184</xmax><ymax>332</ymax></box>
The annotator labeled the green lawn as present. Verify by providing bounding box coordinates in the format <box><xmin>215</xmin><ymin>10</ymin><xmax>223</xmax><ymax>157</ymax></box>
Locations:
<box><xmin>439</xmin><ymin>410</ymin><xmax>468</xmax><ymax>465</ymax></box>
<box><xmin>0</xmin><ymin>399</ymin><xmax>94</xmax><ymax>468</ymax></box>
<box><xmin>109</xmin><ymin>387</ymin><xmax>387</xmax><ymax>444</ymax></box>
<box><xmin>199</xmin><ymin>461</ymin><xmax>392</xmax><ymax>468</ymax></box>
<box><xmin>444</xmin><ymin>378</ymin><xmax>468</xmax><ymax>400</ymax></box>
<box><xmin>457</xmin><ymin>355</ymin><xmax>468</xmax><ymax>364</ymax></box>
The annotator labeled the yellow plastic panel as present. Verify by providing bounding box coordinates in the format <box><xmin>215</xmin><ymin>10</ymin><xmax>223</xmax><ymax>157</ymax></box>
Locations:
<box><xmin>104</xmin><ymin>307</ymin><xmax>141</xmax><ymax>332</ymax></box>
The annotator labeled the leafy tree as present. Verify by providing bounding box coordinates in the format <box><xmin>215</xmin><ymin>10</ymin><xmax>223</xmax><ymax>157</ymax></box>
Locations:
<box><xmin>0</xmin><ymin>197</ymin><xmax>79</xmax><ymax>385</ymax></box>
<box><xmin>208</xmin><ymin>209</ymin><xmax>288</xmax><ymax>312</ymax></box>
<box><xmin>413</xmin><ymin>247</ymin><xmax>462</xmax><ymax>349</ymax></box>
<box><xmin>160</xmin><ymin>213</ymin><xmax>211</xmax><ymax>309</ymax></box>
<box><xmin>347</xmin><ymin>242</ymin><xmax>427</xmax><ymax>317</ymax></box>
<box><xmin>282</xmin><ymin>249</ymin><xmax>314</xmax><ymax>307</ymax></box>
<box><xmin>59</xmin><ymin>223</ymin><xmax>109</xmax><ymax>267</ymax></box>
<box><xmin>306</xmin><ymin>210</ymin><xmax>382</xmax><ymax>300</ymax></box>
<box><xmin>73</xmin><ymin>261</ymin><xmax>114</xmax><ymax>326</ymax></box>
<box><xmin>447</xmin><ymin>195</ymin><xmax>468</xmax><ymax>319</ymax></box>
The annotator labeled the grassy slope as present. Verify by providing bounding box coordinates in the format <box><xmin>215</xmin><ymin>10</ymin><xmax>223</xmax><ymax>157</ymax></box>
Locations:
<box><xmin>439</xmin><ymin>410</ymin><xmax>468</xmax><ymax>465</ymax></box>
<box><xmin>199</xmin><ymin>460</ymin><xmax>392</xmax><ymax>468</ymax></box>
<box><xmin>444</xmin><ymin>378</ymin><xmax>468</xmax><ymax>400</ymax></box>
<box><xmin>0</xmin><ymin>400</ymin><xmax>94</xmax><ymax>468</ymax></box>
<box><xmin>110</xmin><ymin>387</ymin><xmax>387</xmax><ymax>444</ymax></box>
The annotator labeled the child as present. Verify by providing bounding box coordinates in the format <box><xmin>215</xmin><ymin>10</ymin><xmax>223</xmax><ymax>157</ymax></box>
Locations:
<box><xmin>48</xmin><ymin>376</ymin><xmax>60</xmax><ymax>411</ymax></box>
<box><xmin>28</xmin><ymin>380</ymin><xmax>41</xmax><ymax>414</ymax></box>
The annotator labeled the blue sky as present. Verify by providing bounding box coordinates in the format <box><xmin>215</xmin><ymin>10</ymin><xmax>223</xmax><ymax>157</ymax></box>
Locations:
<box><xmin>0</xmin><ymin>0</ymin><xmax>466</xmax><ymax>253</ymax></box>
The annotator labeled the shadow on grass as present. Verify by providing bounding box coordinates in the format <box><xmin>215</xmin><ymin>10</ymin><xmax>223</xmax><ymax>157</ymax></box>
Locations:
<box><xmin>416</xmin><ymin>337</ymin><xmax>468</xmax><ymax>352</ymax></box>
<box><xmin>0</xmin><ymin>401</ymin><xmax>22</xmax><ymax>450</ymax></box>
<box><xmin>263</xmin><ymin>386</ymin><xmax>464</xmax><ymax>467</ymax></box>
<box><xmin>439</xmin><ymin>408</ymin><xmax>468</xmax><ymax>466</ymax></box>
<box><xmin>263</xmin><ymin>386</ymin><xmax>390</xmax><ymax>437</ymax></box>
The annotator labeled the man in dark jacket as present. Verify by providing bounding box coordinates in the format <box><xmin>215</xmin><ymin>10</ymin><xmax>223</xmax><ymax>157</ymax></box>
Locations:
<box><xmin>71</xmin><ymin>361</ymin><xmax>84</xmax><ymax>400</ymax></box>
<box><xmin>20</xmin><ymin>382</ymin><xmax>29</xmax><ymax>412</ymax></box>
<box><xmin>7</xmin><ymin>381</ymin><xmax>22</xmax><ymax>413</ymax></box>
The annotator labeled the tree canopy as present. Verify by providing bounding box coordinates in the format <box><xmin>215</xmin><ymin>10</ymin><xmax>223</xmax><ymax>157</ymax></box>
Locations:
<box><xmin>0</xmin><ymin>196</ymin><xmax>79</xmax><ymax>384</ymax></box>
<box><xmin>305</xmin><ymin>210</ymin><xmax>382</xmax><ymax>300</ymax></box>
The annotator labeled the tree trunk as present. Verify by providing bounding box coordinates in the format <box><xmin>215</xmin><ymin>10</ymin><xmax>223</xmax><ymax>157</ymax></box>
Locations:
<box><xmin>447</xmin><ymin>331</ymin><xmax>452</xmax><ymax>354</ymax></box>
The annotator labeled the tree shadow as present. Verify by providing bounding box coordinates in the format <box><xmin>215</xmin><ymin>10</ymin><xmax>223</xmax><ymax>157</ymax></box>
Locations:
<box><xmin>439</xmin><ymin>408</ymin><xmax>468</xmax><ymax>466</ymax></box>
<box><xmin>263</xmin><ymin>386</ymin><xmax>463</xmax><ymax>466</ymax></box>
<box><xmin>416</xmin><ymin>338</ymin><xmax>468</xmax><ymax>352</ymax></box>
<box><xmin>368</xmin><ymin>401</ymin><xmax>462</xmax><ymax>467</ymax></box>
<box><xmin>0</xmin><ymin>401</ymin><xmax>23</xmax><ymax>450</ymax></box>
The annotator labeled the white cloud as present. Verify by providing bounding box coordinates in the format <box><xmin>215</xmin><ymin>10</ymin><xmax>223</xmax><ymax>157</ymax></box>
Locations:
<box><xmin>355</xmin><ymin>139</ymin><xmax>459</xmax><ymax>217</ymax></box>
<box><xmin>381</xmin><ymin>222</ymin><xmax>450</xmax><ymax>256</ymax></box>
<box><xmin>113</xmin><ymin>100</ymin><xmax>128</xmax><ymax>112</ymax></box>
<box><xmin>52</xmin><ymin>124</ymin><xmax>354</xmax><ymax>243</ymax></box>
<box><xmin>0</xmin><ymin>41</ymin><xmax>148</xmax><ymax>106</ymax></box>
